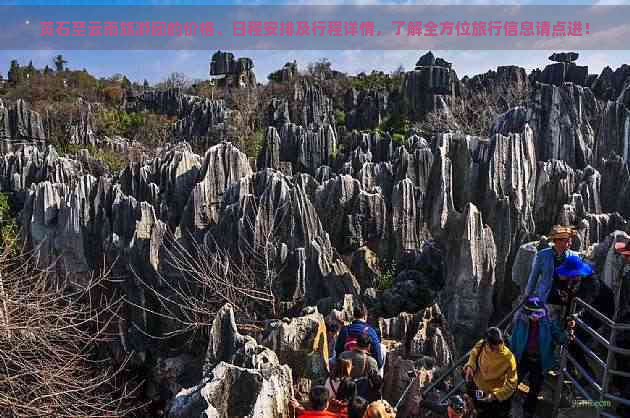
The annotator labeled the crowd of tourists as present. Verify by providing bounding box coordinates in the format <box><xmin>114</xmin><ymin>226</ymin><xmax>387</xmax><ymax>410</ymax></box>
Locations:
<box><xmin>289</xmin><ymin>225</ymin><xmax>630</xmax><ymax>418</ymax></box>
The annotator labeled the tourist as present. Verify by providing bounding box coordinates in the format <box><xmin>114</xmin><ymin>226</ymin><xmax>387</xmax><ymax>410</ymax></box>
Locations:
<box><xmin>362</xmin><ymin>397</ymin><xmax>397</xmax><ymax>418</ymax></box>
<box><xmin>328</xmin><ymin>378</ymin><xmax>356</xmax><ymax>417</ymax></box>
<box><xmin>339</xmin><ymin>332</ymin><xmax>379</xmax><ymax>381</ymax></box>
<box><xmin>347</xmin><ymin>397</ymin><xmax>369</xmax><ymax>418</ymax></box>
<box><xmin>356</xmin><ymin>368</ymin><xmax>384</xmax><ymax>404</ymax></box>
<box><xmin>419</xmin><ymin>394</ymin><xmax>475</xmax><ymax>418</ymax></box>
<box><xmin>290</xmin><ymin>385</ymin><xmax>339</xmax><ymax>418</ymax></box>
<box><xmin>462</xmin><ymin>327</ymin><xmax>517</xmax><ymax>418</ymax></box>
<box><xmin>508</xmin><ymin>297</ymin><xmax>568</xmax><ymax>418</ymax></box>
<box><xmin>327</xmin><ymin>321</ymin><xmax>342</xmax><ymax>369</ymax></box>
<box><xmin>335</xmin><ymin>303</ymin><xmax>384</xmax><ymax>370</ymax></box>
<box><xmin>325</xmin><ymin>358</ymin><xmax>353</xmax><ymax>400</ymax></box>
<box><xmin>525</xmin><ymin>225</ymin><xmax>579</xmax><ymax>310</ymax></box>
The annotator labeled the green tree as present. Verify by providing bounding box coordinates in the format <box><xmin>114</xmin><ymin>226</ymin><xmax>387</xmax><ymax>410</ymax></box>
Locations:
<box><xmin>53</xmin><ymin>54</ymin><xmax>67</xmax><ymax>72</ymax></box>
<box><xmin>8</xmin><ymin>60</ymin><xmax>22</xmax><ymax>84</ymax></box>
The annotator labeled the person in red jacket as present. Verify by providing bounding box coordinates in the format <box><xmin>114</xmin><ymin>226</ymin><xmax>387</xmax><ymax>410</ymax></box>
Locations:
<box><xmin>290</xmin><ymin>385</ymin><xmax>339</xmax><ymax>418</ymax></box>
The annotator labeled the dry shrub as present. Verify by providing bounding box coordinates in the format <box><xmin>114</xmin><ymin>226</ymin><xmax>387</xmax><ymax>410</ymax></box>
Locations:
<box><xmin>0</xmin><ymin>247</ymin><xmax>141</xmax><ymax>417</ymax></box>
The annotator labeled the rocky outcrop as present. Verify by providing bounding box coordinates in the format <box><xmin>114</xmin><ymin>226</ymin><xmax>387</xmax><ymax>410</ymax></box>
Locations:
<box><xmin>313</xmin><ymin>174</ymin><xmax>387</xmax><ymax>254</ymax></box>
<box><xmin>533</xmin><ymin>160</ymin><xmax>579</xmax><ymax>234</ymax></box>
<box><xmin>380</xmin><ymin>304</ymin><xmax>455</xmax><ymax>406</ymax></box>
<box><xmin>591</xmin><ymin>64</ymin><xmax>630</xmax><ymax>101</ymax></box>
<box><xmin>538</xmin><ymin>52</ymin><xmax>588</xmax><ymax>87</ymax></box>
<box><xmin>216</xmin><ymin>168</ymin><xmax>360</xmax><ymax>307</ymax></box>
<box><xmin>268</xmin><ymin>61</ymin><xmax>298</xmax><ymax>83</ymax></box>
<box><xmin>168</xmin><ymin>304</ymin><xmax>292</xmax><ymax>418</ymax></box>
<box><xmin>291</xmin><ymin>78</ymin><xmax>335</xmax><ymax>130</ymax></box>
<box><xmin>482</xmin><ymin>126</ymin><xmax>537</xmax><ymax>311</ymax></box>
<box><xmin>130</xmin><ymin>88</ymin><xmax>227</xmax><ymax>142</ymax></box>
<box><xmin>209</xmin><ymin>51</ymin><xmax>256</xmax><ymax>89</ymax></box>
<box><xmin>277</xmin><ymin>123</ymin><xmax>337</xmax><ymax>175</ymax></box>
<box><xmin>402</xmin><ymin>51</ymin><xmax>460</xmax><ymax>120</ymax></box>
<box><xmin>345</xmin><ymin>88</ymin><xmax>389</xmax><ymax>130</ymax></box>
<box><xmin>596</xmin><ymin>90</ymin><xmax>630</xmax><ymax>165</ymax></box>
<box><xmin>441</xmin><ymin>204</ymin><xmax>497</xmax><ymax>353</ymax></box>
<box><xmin>68</xmin><ymin>98</ymin><xmax>97</xmax><ymax>146</ymax></box>
<box><xmin>528</xmin><ymin>82</ymin><xmax>599</xmax><ymax>169</ymax></box>
<box><xmin>0</xmin><ymin>98</ymin><xmax>46</xmax><ymax>141</ymax></box>
<box><xmin>261</xmin><ymin>307</ymin><xmax>328</xmax><ymax>385</ymax></box>
<box><xmin>181</xmin><ymin>142</ymin><xmax>252</xmax><ymax>234</ymax></box>
<box><xmin>256</xmin><ymin>127</ymin><xmax>281</xmax><ymax>170</ymax></box>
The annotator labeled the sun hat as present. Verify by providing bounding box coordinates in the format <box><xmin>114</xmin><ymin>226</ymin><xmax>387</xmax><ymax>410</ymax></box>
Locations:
<box><xmin>549</xmin><ymin>225</ymin><xmax>575</xmax><ymax>240</ymax></box>
<box><xmin>555</xmin><ymin>255</ymin><xmax>593</xmax><ymax>277</ymax></box>
<box><xmin>614</xmin><ymin>240</ymin><xmax>630</xmax><ymax>256</ymax></box>
<box><xmin>523</xmin><ymin>296</ymin><xmax>546</xmax><ymax>319</ymax></box>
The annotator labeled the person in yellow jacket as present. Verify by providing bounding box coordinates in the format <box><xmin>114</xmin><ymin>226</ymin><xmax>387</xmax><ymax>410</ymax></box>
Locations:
<box><xmin>462</xmin><ymin>327</ymin><xmax>517</xmax><ymax>418</ymax></box>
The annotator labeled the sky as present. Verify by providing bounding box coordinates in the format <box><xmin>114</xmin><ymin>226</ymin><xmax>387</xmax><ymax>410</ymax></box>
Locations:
<box><xmin>1</xmin><ymin>0</ymin><xmax>630</xmax><ymax>85</ymax></box>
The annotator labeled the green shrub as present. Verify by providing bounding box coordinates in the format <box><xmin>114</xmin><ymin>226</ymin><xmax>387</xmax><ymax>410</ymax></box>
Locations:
<box><xmin>375</xmin><ymin>260</ymin><xmax>397</xmax><ymax>290</ymax></box>
<box><xmin>96</xmin><ymin>110</ymin><xmax>145</xmax><ymax>138</ymax></box>
<box><xmin>57</xmin><ymin>144</ymin><xmax>128</xmax><ymax>174</ymax></box>
<box><xmin>392</xmin><ymin>133</ymin><xmax>405</xmax><ymax>144</ymax></box>
<box><xmin>0</xmin><ymin>193</ymin><xmax>18</xmax><ymax>254</ymax></box>
<box><xmin>335</xmin><ymin>109</ymin><xmax>346</xmax><ymax>127</ymax></box>
<box><xmin>244</xmin><ymin>128</ymin><xmax>265</xmax><ymax>158</ymax></box>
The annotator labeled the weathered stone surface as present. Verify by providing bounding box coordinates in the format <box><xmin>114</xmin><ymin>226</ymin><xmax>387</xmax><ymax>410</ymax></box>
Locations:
<box><xmin>314</xmin><ymin>174</ymin><xmax>386</xmax><ymax>253</ymax></box>
<box><xmin>381</xmin><ymin>304</ymin><xmax>455</xmax><ymax>406</ymax></box>
<box><xmin>512</xmin><ymin>241</ymin><xmax>539</xmax><ymax>298</ymax></box>
<box><xmin>539</xmin><ymin>61</ymin><xmax>588</xmax><ymax>87</ymax></box>
<box><xmin>403</xmin><ymin>52</ymin><xmax>459</xmax><ymax>120</ymax></box>
<box><xmin>269</xmin><ymin>61</ymin><xmax>298</xmax><ymax>83</ymax></box>
<box><xmin>534</xmin><ymin>160</ymin><xmax>579</xmax><ymax>234</ymax></box>
<box><xmin>181</xmin><ymin>142</ymin><xmax>251</xmax><ymax>234</ymax></box>
<box><xmin>168</xmin><ymin>304</ymin><xmax>292</xmax><ymax>418</ymax></box>
<box><xmin>261</xmin><ymin>307</ymin><xmax>328</xmax><ymax>383</ymax></box>
<box><xmin>257</xmin><ymin>127</ymin><xmax>281</xmax><ymax>170</ymax></box>
<box><xmin>217</xmin><ymin>168</ymin><xmax>359</xmax><ymax>306</ymax></box>
<box><xmin>209</xmin><ymin>51</ymin><xmax>256</xmax><ymax>88</ymax></box>
<box><xmin>151</xmin><ymin>143</ymin><xmax>202</xmax><ymax>229</ymax></box>
<box><xmin>528</xmin><ymin>82</ymin><xmax>599</xmax><ymax>169</ymax></box>
<box><xmin>278</xmin><ymin>123</ymin><xmax>337</xmax><ymax>175</ymax></box>
<box><xmin>266</xmin><ymin>98</ymin><xmax>290</xmax><ymax>128</ymax></box>
<box><xmin>549</xmin><ymin>52</ymin><xmax>579</xmax><ymax>63</ymax></box>
<box><xmin>441</xmin><ymin>203</ymin><xmax>497</xmax><ymax>353</ymax></box>
<box><xmin>596</xmin><ymin>95</ymin><xmax>630</xmax><ymax>165</ymax></box>
<box><xmin>68</xmin><ymin>98</ymin><xmax>97</xmax><ymax>146</ymax></box>
<box><xmin>599</xmin><ymin>157</ymin><xmax>630</xmax><ymax>219</ymax></box>
<box><xmin>291</xmin><ymin>78</ymin><xmax>335</xmax><ymax>129</ymax></box>
<box><xmin>345</xmin><ymin>89</ymin><xmax>389</xmax><ymax>131</ymax></box>
<box><xmin>482</xmin><ymin>126</ymin><xmax>537</xmax><ymax>312</ymax></box>
<box><xmin>591</xmin><ymin>64</ymin><xmax>630</xmax><ymax>101</ymax></box>
<box><xmin>130</xmin><ymin>88</ymin><xmax>227</xmax><ymax>142</ymax></box>
<box><xmin>0</xmin><ymin>98</ymin><xmax>46</xmax><ymax>141</ymax></box>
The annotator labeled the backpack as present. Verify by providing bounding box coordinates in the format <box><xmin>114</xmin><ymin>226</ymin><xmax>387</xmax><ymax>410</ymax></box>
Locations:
<box><xmin>344</xmin><ymin>325</ymin><xmax>370</xmax><ymax>352</ymax></box>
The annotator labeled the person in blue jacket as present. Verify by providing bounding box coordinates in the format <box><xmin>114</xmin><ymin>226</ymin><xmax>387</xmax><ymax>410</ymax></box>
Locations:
<box><xmin>508</xmin><ymin>296</ymin><xmax>569</xmax><ymax>418</ymax></box>
<box><xmin>525</xmin><ymin>225</ymin><xmax>579</xmax><ymax>308</ymax></box>
<box><xmin>335</xmin><ymin>302</ymin><xmax>384</xmax><ymax>370</ymax></box>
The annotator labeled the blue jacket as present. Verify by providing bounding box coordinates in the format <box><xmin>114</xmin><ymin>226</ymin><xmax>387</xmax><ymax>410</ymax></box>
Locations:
<box><xmin>335</xmin><ymin>320</ymin><xmax>383</xmax><ymax>369</ymax></box>
<box><xmin>508</xmin><ymin>310</ymin><xmax>567</xmax><ymax>372</ymax></box>
<box><xmin>525</xmin><ymin>247</ymin><xmax>579</xmax><ymax>303</ymax></box>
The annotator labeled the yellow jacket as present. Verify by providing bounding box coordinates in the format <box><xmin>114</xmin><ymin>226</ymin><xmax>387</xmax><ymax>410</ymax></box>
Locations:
<box><xmin>465</xmin><ymin>339</ymin><xmax>518</xmax><ymax>401</ymax></box>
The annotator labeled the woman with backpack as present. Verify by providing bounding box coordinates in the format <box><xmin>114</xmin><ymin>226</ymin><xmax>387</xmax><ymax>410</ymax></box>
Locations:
<box><xmin>462</xmin><ymin>327</ymin><xmax>518</xmax><ymax>418</ymax></box>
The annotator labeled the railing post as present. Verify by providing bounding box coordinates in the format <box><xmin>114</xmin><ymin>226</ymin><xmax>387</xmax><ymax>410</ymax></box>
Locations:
<box><xmin>552</xmin><ymin>297</ymin><xmax>578</xmax><ymax>417</ymax></box>
<box><xmin>601</xmin><ymin>326</ymin><xmax>617</xmax><ymax>416</ymax></box>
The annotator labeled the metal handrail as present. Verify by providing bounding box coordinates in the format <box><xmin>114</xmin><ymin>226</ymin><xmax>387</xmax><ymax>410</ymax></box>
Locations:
<box><xmin>552</xmin><ymin>296</ymin><xmax>630</xmax><ymax>418</ymax></box>
<box><xmin>401</xmin><ymin>297</ymin><xmax>527</xmax><ymax>410</ymax></box>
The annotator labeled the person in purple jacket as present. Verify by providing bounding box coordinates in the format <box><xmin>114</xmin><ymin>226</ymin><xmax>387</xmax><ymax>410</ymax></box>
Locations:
<box><xmin>335</xmin><ymin>302</ymin><xmax>384</xmax><ymax>370</ymax></box>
